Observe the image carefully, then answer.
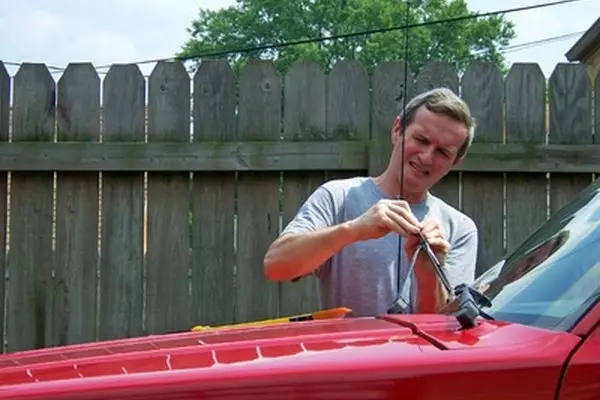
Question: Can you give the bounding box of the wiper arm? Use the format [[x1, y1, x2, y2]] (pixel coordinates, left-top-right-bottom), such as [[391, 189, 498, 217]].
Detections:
[[454, 283, 494, 328], [417, 232, 494, 329]]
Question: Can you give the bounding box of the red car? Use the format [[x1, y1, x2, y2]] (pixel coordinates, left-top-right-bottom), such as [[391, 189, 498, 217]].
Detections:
[[1, 178, 599, 399]]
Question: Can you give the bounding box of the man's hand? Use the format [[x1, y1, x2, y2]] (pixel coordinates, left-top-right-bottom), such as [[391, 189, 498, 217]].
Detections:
[[405, 219, 452, 313], [349, 199, 422, 241]]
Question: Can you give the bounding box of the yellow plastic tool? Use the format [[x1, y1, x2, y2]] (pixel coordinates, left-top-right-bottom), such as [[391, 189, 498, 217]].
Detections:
[[191, 307, 352, 331]]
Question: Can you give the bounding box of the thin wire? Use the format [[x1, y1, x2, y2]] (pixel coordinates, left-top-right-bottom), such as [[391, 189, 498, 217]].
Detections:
[[395, 0, 411, 306]]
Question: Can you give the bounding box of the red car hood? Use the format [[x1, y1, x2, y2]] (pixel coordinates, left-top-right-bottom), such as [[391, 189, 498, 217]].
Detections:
[[0, 314, 580, 398]]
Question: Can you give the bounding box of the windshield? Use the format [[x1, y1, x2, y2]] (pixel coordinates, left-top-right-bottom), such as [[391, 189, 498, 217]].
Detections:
[[443, 177, 600, 332]]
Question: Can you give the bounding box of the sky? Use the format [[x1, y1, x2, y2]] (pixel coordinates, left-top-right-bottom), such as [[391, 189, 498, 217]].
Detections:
[[0, 0, 598, 79]]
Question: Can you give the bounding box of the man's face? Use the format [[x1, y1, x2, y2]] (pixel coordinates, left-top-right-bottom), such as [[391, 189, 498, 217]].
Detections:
[[391, 105, 468, 194]]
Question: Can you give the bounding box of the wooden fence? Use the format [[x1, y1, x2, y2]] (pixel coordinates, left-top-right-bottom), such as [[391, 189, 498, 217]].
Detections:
[[0, 58, 598, 353]]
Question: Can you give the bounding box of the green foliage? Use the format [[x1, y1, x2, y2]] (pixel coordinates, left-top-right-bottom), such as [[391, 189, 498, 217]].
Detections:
[[177, 0, 516, 75]]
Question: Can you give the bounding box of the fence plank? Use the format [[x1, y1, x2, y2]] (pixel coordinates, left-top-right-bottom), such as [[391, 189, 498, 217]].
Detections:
[[461, 61, 505, 275], [0, 62, 8, 352], [54, 63, 100, 346], [369, 61, 416, 177], [191, 60, 236, 327], [325, 60, 369, 181], [145, 61, 191, 334], [416, 61, 460, 208], [235, 60, 282, 322], [99, 64, 145, 340], [280, 61, 326, 315], [7, 64, 55, 351], [505, 63, 548, 255], [548, 63, 593, 214], [0, 141, 596, 173]]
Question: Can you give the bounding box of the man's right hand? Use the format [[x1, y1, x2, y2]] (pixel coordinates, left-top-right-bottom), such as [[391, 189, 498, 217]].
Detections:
[[349, 199, 423, 241]]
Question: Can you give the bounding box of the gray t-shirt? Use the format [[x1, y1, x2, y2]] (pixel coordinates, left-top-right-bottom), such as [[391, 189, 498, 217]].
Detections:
[[281, 176, 478, 317]]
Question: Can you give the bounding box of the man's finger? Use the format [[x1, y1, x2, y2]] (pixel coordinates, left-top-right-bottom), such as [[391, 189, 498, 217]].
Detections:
[[388, 204, 422, 231]]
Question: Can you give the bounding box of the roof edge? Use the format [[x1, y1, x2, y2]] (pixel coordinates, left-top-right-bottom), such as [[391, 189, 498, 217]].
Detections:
[[566, 17, 600, 62]]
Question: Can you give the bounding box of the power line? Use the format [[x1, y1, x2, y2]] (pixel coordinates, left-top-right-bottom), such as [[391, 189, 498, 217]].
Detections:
[[472, 30, 585, 55], [3, 29, 586, 77], [89, 0, 593, 69]]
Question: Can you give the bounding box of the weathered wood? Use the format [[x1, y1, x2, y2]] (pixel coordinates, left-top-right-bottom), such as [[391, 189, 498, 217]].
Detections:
[[0, 61, 8, 352], [369, 61, 416, 177], [280, 61, 326, 315], [235, 61, 282, 322], [505, 63, 548, 256], [548, 63, 593, 215], [145, 61, 192, 334], [2, 59, 600, 350], [191, 60, 236, 327], [54, 63, 100, 346], [0, 141, 597, 173], [325, 60, 370, 180], [7, 63, 55, 351], [99, 64, 145, 340], [417, 61, 460, 208], [327, 60, 370, 141], [461, 61, 505, 275]]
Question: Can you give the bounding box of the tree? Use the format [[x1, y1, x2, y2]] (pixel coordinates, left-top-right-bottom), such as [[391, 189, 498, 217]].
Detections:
[[177, 0, 516, 75]]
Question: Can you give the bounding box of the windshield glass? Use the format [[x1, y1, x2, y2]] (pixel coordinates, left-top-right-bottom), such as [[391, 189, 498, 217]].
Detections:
[[443, 177, 600, 332]]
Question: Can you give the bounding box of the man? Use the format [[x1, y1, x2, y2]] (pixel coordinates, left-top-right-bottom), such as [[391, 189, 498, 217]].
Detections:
[[263, 87, 479, 317]]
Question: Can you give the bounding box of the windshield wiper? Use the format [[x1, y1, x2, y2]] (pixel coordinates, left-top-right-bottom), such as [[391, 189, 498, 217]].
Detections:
[[417, 232, 494, 329]]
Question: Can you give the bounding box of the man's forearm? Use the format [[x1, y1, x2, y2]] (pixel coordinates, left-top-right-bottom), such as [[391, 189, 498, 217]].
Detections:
[[263, 222, 359, 281], [414, 259, 449, 313]]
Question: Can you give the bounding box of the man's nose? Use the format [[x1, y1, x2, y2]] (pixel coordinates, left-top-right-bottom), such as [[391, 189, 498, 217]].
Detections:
[[420, 147, 434, 164]]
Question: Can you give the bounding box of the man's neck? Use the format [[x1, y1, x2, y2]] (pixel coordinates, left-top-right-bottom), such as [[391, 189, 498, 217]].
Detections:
[[372, 173, 428, 204]]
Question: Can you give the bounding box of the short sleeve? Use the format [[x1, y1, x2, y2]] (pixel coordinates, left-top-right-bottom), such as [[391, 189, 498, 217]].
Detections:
[[281, 184, 336, 236], [279, 184, 337, 281]]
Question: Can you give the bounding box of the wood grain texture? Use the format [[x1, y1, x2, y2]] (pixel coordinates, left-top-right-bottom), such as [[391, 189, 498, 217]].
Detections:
[[7, 63, 55, 351], [0, 61, 8, 352], [369, 61, 416, 177], [504, 63, 548, 255], [54, 63, 100, 346], [280, 61, 327, 315], [99, 64, 145, 340], [145, 61, 192, 334], [235, 60, 282, 322], [461, 61, 504, 275], [0, 141, 595, 172], [548, 63, 593, 215], [191, 60, 236, 327]]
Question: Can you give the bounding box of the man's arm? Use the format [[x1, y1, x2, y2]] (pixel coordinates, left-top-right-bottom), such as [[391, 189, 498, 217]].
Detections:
[[264, 222, 359, 281], [414, 224, 478, 313], [263, 184, 346, 281]]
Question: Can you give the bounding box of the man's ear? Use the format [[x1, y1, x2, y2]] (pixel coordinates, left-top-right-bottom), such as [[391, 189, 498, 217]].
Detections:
[[391, 116, 402, 146]]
